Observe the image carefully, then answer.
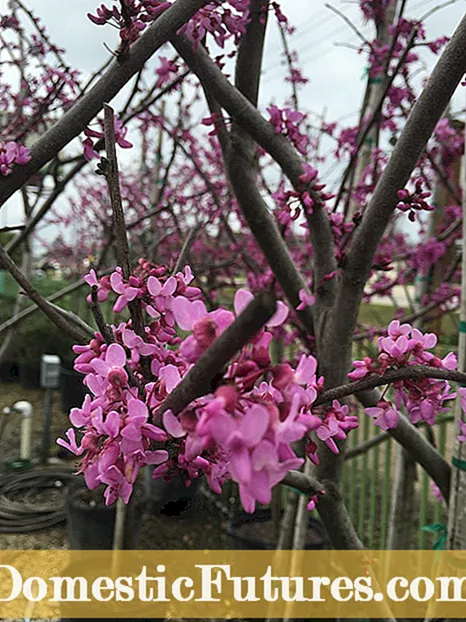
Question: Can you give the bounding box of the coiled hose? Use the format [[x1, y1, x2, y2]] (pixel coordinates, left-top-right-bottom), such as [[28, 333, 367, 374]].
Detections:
[[0, 466, 75, 533]]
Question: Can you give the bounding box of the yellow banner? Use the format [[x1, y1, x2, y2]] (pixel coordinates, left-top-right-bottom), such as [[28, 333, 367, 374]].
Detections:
[[1, 550, 466, 618]]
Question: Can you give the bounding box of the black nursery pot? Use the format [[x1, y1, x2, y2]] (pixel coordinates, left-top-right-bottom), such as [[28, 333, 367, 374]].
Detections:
[[65, 481, 146, 550], [227, 508, 330, 550], [60, 366, 88, 413], [145, 467, 200, 515]]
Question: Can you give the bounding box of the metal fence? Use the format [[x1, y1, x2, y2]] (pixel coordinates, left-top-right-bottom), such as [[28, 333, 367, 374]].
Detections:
[[340, 410, 452, 550]]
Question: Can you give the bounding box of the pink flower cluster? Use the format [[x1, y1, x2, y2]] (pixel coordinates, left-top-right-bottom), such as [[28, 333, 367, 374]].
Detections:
[[83, 114, 133, 162], [58, 260, 361, 513], [88, 1, 171, 55], [0, 141, 31, 176], [396, 178, 434, 222], [272, 163, 332, 222], [268, 105, 307, 155], [88, 0, 250, 54], [350, 320, 457, 429]]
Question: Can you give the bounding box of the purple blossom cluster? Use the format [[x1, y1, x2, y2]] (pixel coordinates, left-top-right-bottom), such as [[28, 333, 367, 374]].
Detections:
[[58, 260, 359, 513], [88, 0, 251, 55], [0, 141, 31, 176], [396, 178, 434, 222], [350, 320, 458, 430]]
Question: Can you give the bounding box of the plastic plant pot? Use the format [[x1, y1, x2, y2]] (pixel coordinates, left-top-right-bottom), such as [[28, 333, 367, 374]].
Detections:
[[65, 480, 146, 550], [227, 508, 330, 550], [145, 468, 200, 516]]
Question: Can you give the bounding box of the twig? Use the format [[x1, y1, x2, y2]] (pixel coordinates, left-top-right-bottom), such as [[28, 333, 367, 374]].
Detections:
[[0, 225, 25, 233], [103, 104, 145, 342], [314, 364, 466, 407], [90, 286, 114, 344], [103, 105, 132, 280], [172, 224, 202, 275]]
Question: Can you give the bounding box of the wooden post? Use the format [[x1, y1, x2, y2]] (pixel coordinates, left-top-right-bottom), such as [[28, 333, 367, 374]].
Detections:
[[347, 0, 399, 219], [447, 118, 466, 550]]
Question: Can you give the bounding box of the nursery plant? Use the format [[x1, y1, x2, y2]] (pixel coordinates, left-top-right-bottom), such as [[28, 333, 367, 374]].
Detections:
[[0, 0, 465, 553]]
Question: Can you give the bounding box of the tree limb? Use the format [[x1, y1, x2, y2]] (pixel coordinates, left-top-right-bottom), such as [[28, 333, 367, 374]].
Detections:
[[331, 14, 466, 361], [157, 291, 277, 417]]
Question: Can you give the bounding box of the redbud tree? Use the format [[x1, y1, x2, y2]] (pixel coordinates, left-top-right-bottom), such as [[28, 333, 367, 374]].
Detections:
[[0, 0, 465, 551]]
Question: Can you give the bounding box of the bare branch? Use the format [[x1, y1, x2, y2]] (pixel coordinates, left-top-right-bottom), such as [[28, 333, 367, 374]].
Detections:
[[0, 243, 90, 343]]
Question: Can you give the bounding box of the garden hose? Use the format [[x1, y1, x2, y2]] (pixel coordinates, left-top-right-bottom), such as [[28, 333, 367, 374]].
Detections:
[[0, 465, 75, 533]]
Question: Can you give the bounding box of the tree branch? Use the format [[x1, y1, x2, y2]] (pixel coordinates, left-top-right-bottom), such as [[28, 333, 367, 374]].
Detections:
[[156, 291, 277, 417], [332, 14, 466, 359], [171, 35, 337, 298], [357, 389, 451, 503], [314, 364, 466, 406], [0, 243, 91, 343]]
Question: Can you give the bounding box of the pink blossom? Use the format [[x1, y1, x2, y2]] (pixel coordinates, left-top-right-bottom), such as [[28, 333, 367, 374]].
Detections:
[[365, 401, 399, 431]]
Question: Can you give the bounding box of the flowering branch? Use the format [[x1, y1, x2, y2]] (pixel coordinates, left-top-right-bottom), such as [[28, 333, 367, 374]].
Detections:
[[333, 14, 466, 357], [0, 0, 212, 208], [171, 35, 338, 293], [157, 290, 278, 418], [315, 364, 466, 407]]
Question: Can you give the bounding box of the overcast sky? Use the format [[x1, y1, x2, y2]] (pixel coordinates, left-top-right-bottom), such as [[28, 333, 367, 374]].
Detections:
[[0, 0, 465, 231]]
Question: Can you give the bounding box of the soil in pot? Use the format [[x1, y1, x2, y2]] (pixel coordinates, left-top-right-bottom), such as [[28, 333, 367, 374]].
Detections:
[[228, 509, 329, 550], [66, 482, 146, 550]]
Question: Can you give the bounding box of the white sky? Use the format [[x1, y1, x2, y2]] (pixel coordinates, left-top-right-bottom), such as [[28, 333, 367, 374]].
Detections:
[[0, 0, 465, 233]]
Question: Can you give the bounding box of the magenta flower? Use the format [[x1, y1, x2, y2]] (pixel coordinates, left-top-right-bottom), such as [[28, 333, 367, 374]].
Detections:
[[365, 401, 399, 431], [100, 466, 132, 505], [234, 289, 289, 327], [0, 141, 31, 176], [91, 343, 128, 387], [120, 398, 166, 455], [209, 404, 270, 485], [110, 270, 142, 313], [57, 429, 84, 456], [122, 328, 158, 364], [297, 288, 316, 311]]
